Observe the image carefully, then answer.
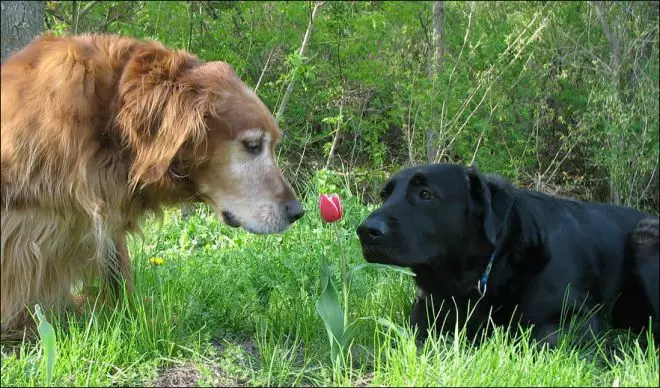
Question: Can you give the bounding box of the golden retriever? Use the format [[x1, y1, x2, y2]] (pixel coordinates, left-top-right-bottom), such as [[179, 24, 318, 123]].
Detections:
[[1, 33, 304, 336]]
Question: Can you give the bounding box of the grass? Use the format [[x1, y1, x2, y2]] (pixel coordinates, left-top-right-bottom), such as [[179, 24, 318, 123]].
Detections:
[[1, 194, 658, 387]]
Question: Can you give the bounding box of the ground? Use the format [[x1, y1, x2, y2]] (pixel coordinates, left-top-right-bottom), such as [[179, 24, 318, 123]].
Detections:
[[1, 196, 658, 387]]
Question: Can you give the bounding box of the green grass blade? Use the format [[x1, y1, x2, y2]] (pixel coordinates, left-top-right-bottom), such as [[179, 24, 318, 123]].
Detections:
[[34, 304, 57, 385], [347, 262, 416, 286]]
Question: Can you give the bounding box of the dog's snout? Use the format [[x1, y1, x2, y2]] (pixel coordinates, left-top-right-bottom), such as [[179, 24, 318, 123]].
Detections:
[[284, 200, 305, 223], [358, 216, 390, 241]]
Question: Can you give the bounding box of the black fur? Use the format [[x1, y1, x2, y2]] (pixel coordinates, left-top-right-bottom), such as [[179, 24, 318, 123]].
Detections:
[[357, 163, 659, 346]]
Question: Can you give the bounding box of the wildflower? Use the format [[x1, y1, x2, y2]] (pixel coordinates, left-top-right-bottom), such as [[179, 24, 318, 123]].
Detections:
[[319, 193, 343, 223], [149, 257, 164, 265]]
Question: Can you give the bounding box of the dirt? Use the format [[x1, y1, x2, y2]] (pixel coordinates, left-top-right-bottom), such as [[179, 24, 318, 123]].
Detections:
[[150, 334, 260, 387], [151, 360, 247, 387], [153, 364, 200, 387]]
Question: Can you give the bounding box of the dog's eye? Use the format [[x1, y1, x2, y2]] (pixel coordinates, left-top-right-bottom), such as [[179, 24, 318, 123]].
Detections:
[[242, 139, 263, 155], [419, 189, 434, 201]]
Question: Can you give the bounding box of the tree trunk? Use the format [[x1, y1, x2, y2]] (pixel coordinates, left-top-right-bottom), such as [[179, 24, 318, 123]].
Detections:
[[275, 1, 324, 123], [1, 0, 44, 63], [593, 1, 620, 75], [432, 1, 445, 76], [427, 1, 445, 162], [592, 1, 623, 205]]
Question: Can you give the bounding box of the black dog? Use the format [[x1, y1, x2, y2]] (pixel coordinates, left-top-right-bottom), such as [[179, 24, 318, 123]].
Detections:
[[357, 163, 659, 347]]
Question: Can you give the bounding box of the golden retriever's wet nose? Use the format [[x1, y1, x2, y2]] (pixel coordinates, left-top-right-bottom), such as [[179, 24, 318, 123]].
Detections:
[[358, 216, 390, 242], [284, 200, 305, 224]]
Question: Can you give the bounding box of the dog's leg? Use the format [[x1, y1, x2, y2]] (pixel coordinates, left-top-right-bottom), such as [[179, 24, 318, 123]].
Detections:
[[532, 314, 601, 349], [0, 272, 35, 339], [410, 290, 431, 344], [105, 231, 133, 300], [531, 322, 561, 348], [1, 214, 60, 337]]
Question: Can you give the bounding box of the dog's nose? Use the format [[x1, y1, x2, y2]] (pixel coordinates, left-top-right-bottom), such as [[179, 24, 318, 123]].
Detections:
[[284, 200, 305, 223], [358, 217, 389, 240]]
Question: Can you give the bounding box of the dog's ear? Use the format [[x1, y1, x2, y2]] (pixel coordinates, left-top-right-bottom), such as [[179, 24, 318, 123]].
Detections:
[[116, 42, 207, 190], [466, 165, 516, 247], [465, 164, 498, 246]]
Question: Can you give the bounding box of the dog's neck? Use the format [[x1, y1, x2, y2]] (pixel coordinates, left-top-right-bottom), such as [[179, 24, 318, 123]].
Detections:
[[413, 243, 496, 298], [413, 211, 522, 299]]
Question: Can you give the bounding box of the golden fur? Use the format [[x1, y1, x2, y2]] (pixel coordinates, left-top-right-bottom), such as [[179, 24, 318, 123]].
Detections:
[[1, 33, 302, 336]]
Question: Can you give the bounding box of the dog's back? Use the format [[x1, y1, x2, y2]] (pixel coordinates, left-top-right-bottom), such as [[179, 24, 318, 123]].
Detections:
[[486, 172, 656, 337]]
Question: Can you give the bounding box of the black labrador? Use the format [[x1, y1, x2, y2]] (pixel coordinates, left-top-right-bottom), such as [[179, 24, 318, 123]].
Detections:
[[357, 163, 659, 346]]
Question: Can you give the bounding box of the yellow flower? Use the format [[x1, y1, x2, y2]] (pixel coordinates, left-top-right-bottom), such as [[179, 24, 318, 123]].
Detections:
[[149, 257, 165, 266]]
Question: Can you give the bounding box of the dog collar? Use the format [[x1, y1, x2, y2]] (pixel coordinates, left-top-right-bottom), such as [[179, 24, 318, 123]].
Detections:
[[476, 251, 496, 296]]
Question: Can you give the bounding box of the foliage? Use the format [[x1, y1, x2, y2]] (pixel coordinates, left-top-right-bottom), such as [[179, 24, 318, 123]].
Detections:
[[42, 0, 659, 212]]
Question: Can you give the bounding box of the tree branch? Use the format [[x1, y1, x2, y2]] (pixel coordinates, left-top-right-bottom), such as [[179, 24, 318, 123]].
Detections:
[[275, 1, 325, 123], [432, 1, 445, 75], [254, 49, 274, 93], [79, 1, 98, 19], [592, 1, 621, 74], [45, 8, 69, 24]]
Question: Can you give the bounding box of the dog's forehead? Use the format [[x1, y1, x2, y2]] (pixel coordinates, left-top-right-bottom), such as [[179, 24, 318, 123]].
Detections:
[[221, 88, 282, 142], [426, 164, 468, 182], [390, 164, 465, 183], [241, 84, 283, 142], [194, 63, 281, 141], [382, 164, 469, 198]]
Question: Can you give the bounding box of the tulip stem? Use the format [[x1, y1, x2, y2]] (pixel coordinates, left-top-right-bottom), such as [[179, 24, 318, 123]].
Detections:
[[333, 223, 349, 332]]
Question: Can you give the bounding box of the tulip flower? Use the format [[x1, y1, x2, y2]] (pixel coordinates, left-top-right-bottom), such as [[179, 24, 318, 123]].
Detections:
[[319, 193, 343, 223]]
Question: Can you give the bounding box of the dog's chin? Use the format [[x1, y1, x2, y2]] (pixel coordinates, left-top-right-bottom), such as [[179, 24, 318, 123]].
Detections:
[[244, 223, 290, 235], [220, 210, 290, 235], [221, 211, 242, 228], [361, 244, 435, 267], [361, 246, 413, 267]]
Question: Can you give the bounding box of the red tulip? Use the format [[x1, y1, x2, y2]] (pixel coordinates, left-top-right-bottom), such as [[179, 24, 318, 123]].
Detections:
[[319, 193, 343, 223]]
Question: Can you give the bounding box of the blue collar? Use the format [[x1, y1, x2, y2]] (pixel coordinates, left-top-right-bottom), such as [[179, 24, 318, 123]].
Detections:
[[476, 251, 496, 296]]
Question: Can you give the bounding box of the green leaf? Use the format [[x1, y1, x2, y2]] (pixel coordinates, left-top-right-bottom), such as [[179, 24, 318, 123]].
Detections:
[[315, 253, 345, 358], [341, 318, 363, 347], [347, 262, 416, 286], [35, 304, 57, 385]]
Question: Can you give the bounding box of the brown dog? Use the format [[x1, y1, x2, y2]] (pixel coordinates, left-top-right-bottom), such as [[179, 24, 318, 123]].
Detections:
[[1, 33, 304, 336]]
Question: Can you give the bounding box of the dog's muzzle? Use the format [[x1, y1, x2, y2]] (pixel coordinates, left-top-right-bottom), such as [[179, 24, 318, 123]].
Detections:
[[357, 215, 390, 243], [283, 199, 305, 224], [222, 211, 241, 228]]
